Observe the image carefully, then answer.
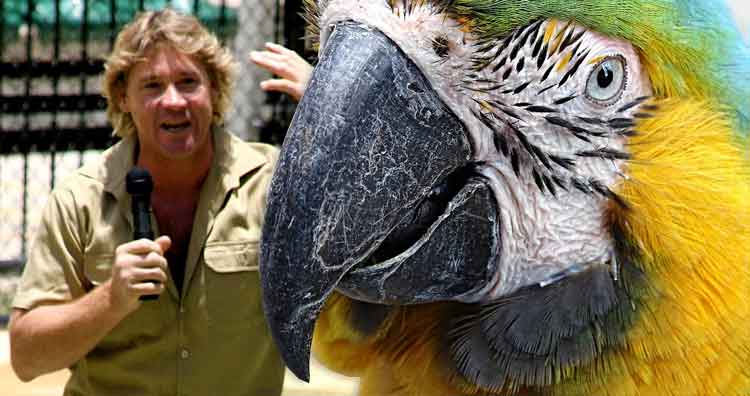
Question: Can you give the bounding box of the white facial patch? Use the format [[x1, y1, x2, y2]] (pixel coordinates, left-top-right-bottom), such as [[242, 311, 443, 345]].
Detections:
[[316, 0, 653, 300]]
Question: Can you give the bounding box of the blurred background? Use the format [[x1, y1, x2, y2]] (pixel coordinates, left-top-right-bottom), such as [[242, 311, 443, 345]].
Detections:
[[0, 0, 746, 395]]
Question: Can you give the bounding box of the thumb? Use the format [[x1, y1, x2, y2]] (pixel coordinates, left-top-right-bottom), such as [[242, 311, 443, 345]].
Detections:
[[155, 235, 172, 253]]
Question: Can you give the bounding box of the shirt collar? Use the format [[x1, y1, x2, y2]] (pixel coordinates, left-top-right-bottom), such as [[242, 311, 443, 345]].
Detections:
[[79, 128, 269, 201]]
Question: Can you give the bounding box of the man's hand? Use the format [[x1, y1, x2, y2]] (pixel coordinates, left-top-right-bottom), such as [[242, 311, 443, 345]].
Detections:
[[250, 42, 313, 102], [9, 235, 171, 381], [109, 235, 171, 314]]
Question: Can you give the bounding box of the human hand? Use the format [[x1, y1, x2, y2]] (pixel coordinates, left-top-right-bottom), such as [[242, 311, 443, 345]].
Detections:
[[108, 236, 171, 314], [250, 42, 313, 102]]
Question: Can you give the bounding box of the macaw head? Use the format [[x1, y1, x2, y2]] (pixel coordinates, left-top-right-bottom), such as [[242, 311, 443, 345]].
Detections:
[[260, 1, 750, 392]]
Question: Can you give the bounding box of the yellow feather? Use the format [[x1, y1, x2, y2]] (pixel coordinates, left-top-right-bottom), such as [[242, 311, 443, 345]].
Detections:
[[543, 19, 558, 46], [555, 99, 750, 396], [313, 293, 381, 376], [556, 51, 574, 72]]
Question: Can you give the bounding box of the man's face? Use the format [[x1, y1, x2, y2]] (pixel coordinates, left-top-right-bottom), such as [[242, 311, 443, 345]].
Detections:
[[121, 44, 214, 162]]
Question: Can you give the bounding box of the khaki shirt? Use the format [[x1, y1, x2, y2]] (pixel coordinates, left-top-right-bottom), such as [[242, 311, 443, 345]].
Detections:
[[13, 129, 285, 396]]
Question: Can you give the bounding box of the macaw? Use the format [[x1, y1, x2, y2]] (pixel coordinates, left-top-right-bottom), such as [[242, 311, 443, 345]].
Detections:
[[259, 1, 750, 395]]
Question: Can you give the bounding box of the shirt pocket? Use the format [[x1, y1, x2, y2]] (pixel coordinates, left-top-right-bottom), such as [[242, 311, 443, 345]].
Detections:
[[202, 240, 264, 326], [82, 253, 167, 347]]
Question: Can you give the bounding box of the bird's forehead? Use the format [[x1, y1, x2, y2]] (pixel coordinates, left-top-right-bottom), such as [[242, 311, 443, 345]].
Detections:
[[317, 0, 651, 149], [318, 1, 464, 53]]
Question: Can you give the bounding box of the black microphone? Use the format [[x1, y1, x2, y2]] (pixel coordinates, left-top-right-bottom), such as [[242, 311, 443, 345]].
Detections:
[[126, 167, 159, 301]]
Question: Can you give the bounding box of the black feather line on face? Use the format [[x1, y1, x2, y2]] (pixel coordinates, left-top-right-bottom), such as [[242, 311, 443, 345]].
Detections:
[[549, 154, 576, 170], [559, 29, 584, 54], [553, 94, 577, 105], [617, 96, 651, 113], [572, 178, 593, 194], [544, 115, 610, 142], [542, 174, 557, 196], [463, 83, 505, 93], [567, 41, 583, 62], [510, 149, 521, 176], [532, 168, 547, 193], [445, 222, 647, 390], [527, 20, 545, 47], [532, 32, 545, 59], [516, 57, 525, 73], [576, 147, 631, 160], [494, 132, 510, 156], [540, 63, 556, 83], [551, 174, 568, 191], [525, 105, 556, 113], [475, 40, 499, 54], [492, 56, 508, 73], [502, 67, 513, 81], [536, 43, 549, 69], [498, 106, 522, 120], [512, 81, 532, 94], [558, 50, 589, 87], [609, 117, 636, 129], [537, 83, 556, 95], [633, 112, 654, 119], [577, 116, 605, 125]]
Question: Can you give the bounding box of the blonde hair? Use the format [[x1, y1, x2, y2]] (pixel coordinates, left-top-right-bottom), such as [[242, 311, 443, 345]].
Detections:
[[102, 8, 238, 138]]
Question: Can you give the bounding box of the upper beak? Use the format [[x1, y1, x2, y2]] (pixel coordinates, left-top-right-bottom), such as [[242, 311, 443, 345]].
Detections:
[[260, 21, 500, 381]]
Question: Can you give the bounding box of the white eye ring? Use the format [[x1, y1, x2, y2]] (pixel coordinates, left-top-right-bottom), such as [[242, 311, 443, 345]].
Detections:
[[585, 56, 627, 105]]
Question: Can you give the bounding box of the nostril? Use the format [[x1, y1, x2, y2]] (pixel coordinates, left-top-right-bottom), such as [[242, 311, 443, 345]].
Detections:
[[407, 82, 425, 93]]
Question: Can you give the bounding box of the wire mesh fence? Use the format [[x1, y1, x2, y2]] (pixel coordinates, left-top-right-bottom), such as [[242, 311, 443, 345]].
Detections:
[[0, 0, 305, 323]]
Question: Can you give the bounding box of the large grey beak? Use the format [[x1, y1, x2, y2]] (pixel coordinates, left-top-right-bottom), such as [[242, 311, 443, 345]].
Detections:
[[260, 21, 500, 381]]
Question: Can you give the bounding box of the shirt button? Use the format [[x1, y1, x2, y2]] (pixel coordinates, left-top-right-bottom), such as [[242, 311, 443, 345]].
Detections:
[[180, 348, 190, 359]]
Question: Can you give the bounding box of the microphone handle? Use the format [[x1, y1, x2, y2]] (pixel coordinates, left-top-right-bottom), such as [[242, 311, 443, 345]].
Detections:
[[132, 195, 159, 301], [132, 196, 154, 240]]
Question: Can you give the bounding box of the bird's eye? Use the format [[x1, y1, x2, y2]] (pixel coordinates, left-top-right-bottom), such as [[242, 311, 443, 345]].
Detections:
[[585, 56, 627, 105]]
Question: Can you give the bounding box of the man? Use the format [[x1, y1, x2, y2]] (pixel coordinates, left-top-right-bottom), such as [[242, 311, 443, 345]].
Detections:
[[9, 9, 310, 395]]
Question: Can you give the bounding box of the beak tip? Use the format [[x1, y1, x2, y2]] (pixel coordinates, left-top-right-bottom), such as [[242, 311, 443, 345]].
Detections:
[[289, 360, 312, 383], [264, 301, 317, 383], [276, 325, 312, 382]]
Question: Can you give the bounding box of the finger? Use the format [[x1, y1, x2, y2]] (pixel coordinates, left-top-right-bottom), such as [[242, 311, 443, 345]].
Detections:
[[155, 235, 172, 253], [250, 55, 287, 77], [139, 251, 169, 271], [130, 266, 169, 284], [130, 281, 165, 297], [260, 79, 301, 100], [116, 238, 166, 256], [116, 251, 167, 275], [264, 42, 293, 56], [250, 50, 287, 65], [258, 60, 298, 81]]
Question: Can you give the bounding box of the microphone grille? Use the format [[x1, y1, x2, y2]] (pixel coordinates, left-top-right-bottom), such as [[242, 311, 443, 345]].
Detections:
[[126, 167, 153, 194]]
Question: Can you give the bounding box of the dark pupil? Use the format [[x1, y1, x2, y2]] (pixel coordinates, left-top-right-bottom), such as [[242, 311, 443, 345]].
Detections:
[[597, 64, 614, 88]]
